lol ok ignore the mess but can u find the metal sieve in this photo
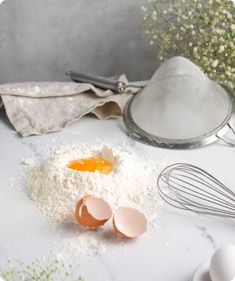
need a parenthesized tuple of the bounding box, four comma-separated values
(123, 57, 235, 149)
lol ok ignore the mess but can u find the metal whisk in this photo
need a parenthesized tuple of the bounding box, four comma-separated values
(157, 163, 235, 218)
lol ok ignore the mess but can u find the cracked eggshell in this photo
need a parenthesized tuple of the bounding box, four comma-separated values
(100, 145, 115, 164)
(210, 245, 235, 281)
(113, 207, 147, 238)
(75, 196, 112, 229)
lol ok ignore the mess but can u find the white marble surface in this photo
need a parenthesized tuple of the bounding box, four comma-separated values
(1, 110, 235, 281)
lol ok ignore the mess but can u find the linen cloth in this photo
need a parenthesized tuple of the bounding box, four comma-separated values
(0, 75, 136, 137)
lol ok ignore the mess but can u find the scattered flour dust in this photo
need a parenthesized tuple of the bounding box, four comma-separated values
(26, 143, 166, 258)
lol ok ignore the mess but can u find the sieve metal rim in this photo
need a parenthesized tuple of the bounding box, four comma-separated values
(123, 86, 233, 149)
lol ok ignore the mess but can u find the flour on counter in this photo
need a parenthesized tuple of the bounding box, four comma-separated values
(27, 143, 161, 224)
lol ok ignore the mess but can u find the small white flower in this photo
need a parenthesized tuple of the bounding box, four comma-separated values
(151, 10, 157, 21)
(212, 60, 219, 67)
(141, 6, 147, 12)
(189, 42, 193, 47)
(219, 45, 225, 53)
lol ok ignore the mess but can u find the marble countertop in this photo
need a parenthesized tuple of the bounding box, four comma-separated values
(1, 110, 235, 281)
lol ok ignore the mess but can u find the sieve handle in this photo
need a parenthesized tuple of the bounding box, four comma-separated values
(217, 123, 235, 147)
(66, 70, 126, 93)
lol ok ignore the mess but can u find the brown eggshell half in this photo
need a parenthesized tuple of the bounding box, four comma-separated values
(113, 207, 147, 238)
(75, 196, 112, 229)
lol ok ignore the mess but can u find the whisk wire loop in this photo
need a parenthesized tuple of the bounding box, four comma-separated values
(160, 175, 235, 213)
(157, 163, 235, 218)
(164, 173, 235, 209)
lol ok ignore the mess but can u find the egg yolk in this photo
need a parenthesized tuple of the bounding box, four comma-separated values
(67, 157, 113, 174)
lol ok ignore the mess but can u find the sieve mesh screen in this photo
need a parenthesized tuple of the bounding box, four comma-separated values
(124, 57, 233, 148)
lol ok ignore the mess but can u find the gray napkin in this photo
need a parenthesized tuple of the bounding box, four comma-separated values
(0, 75, 136, 137)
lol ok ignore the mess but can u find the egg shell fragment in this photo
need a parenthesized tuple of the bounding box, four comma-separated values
(113, 207, 147, 238)
(75, 196, 112, 229)
(210, 245, 235, 281)
(100, 145, 115, 164)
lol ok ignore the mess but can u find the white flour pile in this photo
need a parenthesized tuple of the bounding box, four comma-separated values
(27, 143, 160, 224)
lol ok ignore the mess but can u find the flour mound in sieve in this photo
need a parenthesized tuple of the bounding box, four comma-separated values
(27, 143, 158, 223)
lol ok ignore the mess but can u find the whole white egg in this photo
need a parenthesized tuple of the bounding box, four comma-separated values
(210, 245, 235, 281)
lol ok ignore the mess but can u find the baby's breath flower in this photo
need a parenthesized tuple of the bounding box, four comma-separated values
(141, 6, 147, 12)
(212, 60, 219, 67)
(0, 258, 85, 281)
(219, 46, 225, 53)
(151, 10, 157, 21)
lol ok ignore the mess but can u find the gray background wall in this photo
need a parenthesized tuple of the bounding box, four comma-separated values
(0, 0, 157, 83)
